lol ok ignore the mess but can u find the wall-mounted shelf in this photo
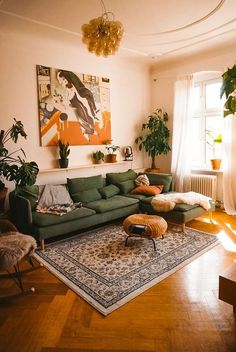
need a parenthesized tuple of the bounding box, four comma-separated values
(39, 161, 132, 174)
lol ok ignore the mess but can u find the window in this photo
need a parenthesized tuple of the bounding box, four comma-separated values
(191, 78, 224, 168)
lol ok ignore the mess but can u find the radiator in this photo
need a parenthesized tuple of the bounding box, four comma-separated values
(190, 174, 217, 200)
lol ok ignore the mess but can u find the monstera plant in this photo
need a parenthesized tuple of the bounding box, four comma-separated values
(220, 64, 236, 117)
(0, 119, 39, 191)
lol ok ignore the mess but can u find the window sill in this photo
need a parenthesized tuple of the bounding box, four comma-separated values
(191, 167, 223, 174)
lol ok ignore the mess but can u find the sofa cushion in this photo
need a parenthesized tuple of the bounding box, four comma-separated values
(67, 175, 104, 195)
(86, 195, 139, 213)
(32, 206, 96, 227)
(118, 180, 136, 194)
(99, 184, 120, 199)
(16, 185, 39, 209)
(135, 174, 150, 186)
(72, 188, 102, 203)
(131, 185, 163, 196)
(106, 169, 137, 185)
(144, 173, 172, 193)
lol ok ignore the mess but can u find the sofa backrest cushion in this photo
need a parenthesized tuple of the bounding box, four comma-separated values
(72, 188, 102, 204)
(67, 175, 104, 196)
(144, 173, 172, 193)
(119, 180, 136, 194)
(99, 184, 120, 199)
(106, 169, 137, 186)
(16, 185, 39, 209)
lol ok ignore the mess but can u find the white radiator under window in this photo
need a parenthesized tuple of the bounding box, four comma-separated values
(190, 174, 217, 201)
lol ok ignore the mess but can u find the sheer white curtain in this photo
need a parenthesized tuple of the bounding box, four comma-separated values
(171, 75, 194, 192)
(223, 115, 236, 215)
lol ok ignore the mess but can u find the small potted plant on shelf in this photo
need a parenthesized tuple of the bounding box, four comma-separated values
(135, 108, 171, 172)
(58, 139, 70, 168)
(92, 150, 105, 164)
(0, 118, 39, 211)
(104, 140, 120, 163)
(206, 130, 222, 170)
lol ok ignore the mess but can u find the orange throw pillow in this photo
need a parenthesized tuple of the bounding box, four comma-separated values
(131, 185, 164, 196)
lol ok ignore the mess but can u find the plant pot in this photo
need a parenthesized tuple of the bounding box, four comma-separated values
(106, 154, 117, 163)
(59, 158, 69, 168)
(145, 168, 160, 174)
(0, 187, 8, 213)
(210, 159, 221, 170)
(93, 159, 103, 164)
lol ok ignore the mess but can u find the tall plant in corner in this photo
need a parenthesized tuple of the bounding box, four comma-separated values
(220, 64, 236, 117)
(135, 108, 171, 170)
(0, 119, 39, 191)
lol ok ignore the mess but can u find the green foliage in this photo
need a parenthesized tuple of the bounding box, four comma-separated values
(0, 119, 39, 191)
(103, 140, 120, 154)
(58, 139, 70, 160)
(220, 64, 236, 117)
(206, 130, 222, 159)
(135, 108, 171, 168)
(93, 150, 104, 161)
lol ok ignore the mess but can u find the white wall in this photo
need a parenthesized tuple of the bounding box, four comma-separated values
(0, 13, 151, 190)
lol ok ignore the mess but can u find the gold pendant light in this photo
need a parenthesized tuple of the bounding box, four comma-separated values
(81, 0, 124, 58)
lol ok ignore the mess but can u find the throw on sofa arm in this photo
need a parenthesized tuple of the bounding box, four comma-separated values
(9, 191, 33, 235)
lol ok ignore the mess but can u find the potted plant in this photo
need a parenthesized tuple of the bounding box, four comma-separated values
(206, 130, 222, 170)
(58, 139, 70, 168)
(0, 119, 39, 211)
(220, 64, 236, 117)
(135, 108, 171, 172)
(104, 140, 120, 163)
(92, 150, 104, 164)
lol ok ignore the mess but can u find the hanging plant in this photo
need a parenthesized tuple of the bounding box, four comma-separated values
(220, 64, 236, 117)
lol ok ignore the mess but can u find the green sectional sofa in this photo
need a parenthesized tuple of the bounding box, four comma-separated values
(9, 170, 214, 249)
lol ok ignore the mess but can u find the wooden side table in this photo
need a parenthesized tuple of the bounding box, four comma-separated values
(219, 264, 236, 315)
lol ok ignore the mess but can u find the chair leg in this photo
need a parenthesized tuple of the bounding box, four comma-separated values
(13, 262, 25, 293)
(40, 240, 45, 250)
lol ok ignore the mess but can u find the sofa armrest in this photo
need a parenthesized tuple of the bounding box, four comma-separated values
(9, 191, 33, 234)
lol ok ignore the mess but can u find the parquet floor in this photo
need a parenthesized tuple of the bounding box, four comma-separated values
(0, 210, 236, 352)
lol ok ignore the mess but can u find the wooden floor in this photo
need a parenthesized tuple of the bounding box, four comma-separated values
(0, 210, 236, 352)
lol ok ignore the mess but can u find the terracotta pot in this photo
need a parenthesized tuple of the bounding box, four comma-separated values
(106, 154, 117, 163)
(145, 168, 160, 174)
(93, 159, 102, 164)
(210, 159, 221, 170)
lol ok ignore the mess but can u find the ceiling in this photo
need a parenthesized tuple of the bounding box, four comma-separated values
(0, 0, 235, 65)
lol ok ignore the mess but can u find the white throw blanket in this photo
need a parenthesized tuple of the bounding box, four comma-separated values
(36, 184, 82, 216)
(151, 192, 211, 212)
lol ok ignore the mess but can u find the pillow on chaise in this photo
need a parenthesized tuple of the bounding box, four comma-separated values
(131, 185, 164, 196)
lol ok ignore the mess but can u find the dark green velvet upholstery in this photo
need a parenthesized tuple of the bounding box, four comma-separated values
(106, 169, 137, 185)
(72, 188, 102, 203)
(9, 170, 214, 245)
(118, 180, 136, 194)
(144, 173, 172, 193)
(86, 195, 139, 213)
(67, 175, 104, 194)
(99, 184, 120, 199)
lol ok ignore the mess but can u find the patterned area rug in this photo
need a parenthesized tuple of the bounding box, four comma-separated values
(34, 223, 219, 315)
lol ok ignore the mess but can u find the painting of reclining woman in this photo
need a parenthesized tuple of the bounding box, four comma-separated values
(36, 65, 111, 146)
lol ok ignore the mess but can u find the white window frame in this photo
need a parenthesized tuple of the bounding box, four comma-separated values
(192, 77, 223, 168)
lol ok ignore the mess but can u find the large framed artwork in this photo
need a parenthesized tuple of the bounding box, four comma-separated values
(36, 65, 111, 146)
